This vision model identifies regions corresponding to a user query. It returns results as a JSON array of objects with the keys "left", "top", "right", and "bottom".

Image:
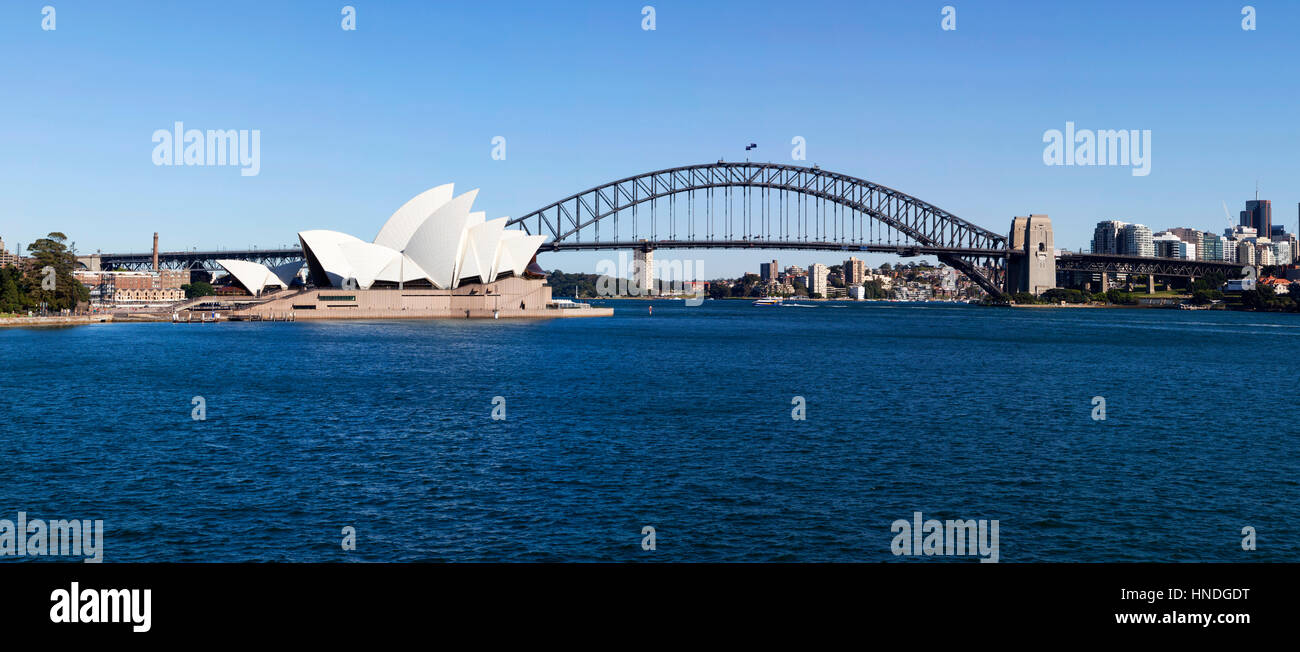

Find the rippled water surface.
[{"left": 2, "top": 300, "right": 1297, "bottom": 561}]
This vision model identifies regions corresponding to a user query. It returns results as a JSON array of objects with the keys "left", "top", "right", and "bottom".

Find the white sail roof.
[
  {"left": 375, "top": 253, "right": 431, "bottom": 284},
  {"left": 402, "top": 190, "right": 480, "bottom": 289},
  {"left": 270, "top": 260, "right": 304, "bottom": 287},
  {"left": 498, "top": 233, "right": 547, "bottom": 277},
  {"left": 338, "top": 241, "right": 406, "bottom": 290},
  {"left": 216, "top": 259, "right": 286, "bottom": 296},
  {"left": 373, "top": 183, "right": 455, "bottom": 251},
  {"left": 459, "top": 218, "right": 507, "bottom": 285},
  {"left": 296, "top": 184, "right": 542, "bottom": 290},
  {"left": 299, "top": 230, "right": 365, "bottom": 288}
]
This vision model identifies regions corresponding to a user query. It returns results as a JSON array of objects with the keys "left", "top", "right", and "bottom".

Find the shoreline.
[{"left": 0, "top": 315, "right": 115, "bottom": 328}]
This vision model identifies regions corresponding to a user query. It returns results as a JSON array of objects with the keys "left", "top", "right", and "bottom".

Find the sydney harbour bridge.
[{"left": 80, "top": 162, "right": 1246, "bottom": 299}]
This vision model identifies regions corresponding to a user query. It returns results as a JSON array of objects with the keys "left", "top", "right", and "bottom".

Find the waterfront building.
[
  {"left": 1165, "top": 228, "right": 1203, "bottom": 258},
  {"left": 1121, "top": 223, "right": 1154, "bottom": 257},
  {"left": 807, "top": 263, "right": 829, "bottom": 297},
  {"left": 1153, "top": 232, "right": 1194, "bottom": 259},
  {"left": 1260, "top": 276, "right": 1291, "bottom": 294},
  {"left": 216, "top": 183, "right": 547, "bottom": 295},
  {"left": 1200, "top": 232, "right": 1227, "bottom": 261},
  {"left": 848, "top": 286, "right": 866, "bottom": 300},
  {"left": 893, "top": 284, "right": 933, "bottom": 301},
  {"left": 760, "top": 260, "right": 779, "bottom": 282},
  {"left": 1090, "top": 220, "right": 1127, "bottom": 254},
  {"left": 843, "top": 256, "right": 867, "bottom": 285},
  {"left": 201, "top": 184, "right": 606, "bottom": 320},
  {"left": 72, "top": 269, "right": 189, "bottom": 306},
  {"left": 783, "top": 265, "right": 805, "bottom": 281}
]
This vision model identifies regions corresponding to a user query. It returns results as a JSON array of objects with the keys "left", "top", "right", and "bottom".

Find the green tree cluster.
[
  {"left": 181, "top": 281, "right": 215, "bottom": 299},
  {"left": 0, "top": 232, "right": 89, "bottom": 313},
  {"left": 1239, "top": 285, "right": 1297, "bottom": 312}
]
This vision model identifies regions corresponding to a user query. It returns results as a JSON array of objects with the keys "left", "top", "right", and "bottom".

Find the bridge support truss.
[{"left": 508, "top": 162, "right": 1012, "bottom": 298}]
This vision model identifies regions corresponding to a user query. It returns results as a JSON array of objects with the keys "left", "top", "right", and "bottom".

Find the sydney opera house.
[{"left": 206, "top": 184, "right": 609, "bottom": 319}]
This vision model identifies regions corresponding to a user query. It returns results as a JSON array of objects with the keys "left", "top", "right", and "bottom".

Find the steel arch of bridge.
[{"left": 507, "top": 162, "right": 1011, "bottom": 296}]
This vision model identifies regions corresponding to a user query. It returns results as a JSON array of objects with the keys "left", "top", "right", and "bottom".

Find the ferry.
[{"left": 752, "top": 297, "right": 783, "bottom": 306}]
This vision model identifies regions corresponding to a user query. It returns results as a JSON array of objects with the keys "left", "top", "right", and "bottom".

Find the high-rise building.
[
  {"left": 1241, "top": 199, "right": 1272, "bottom": 239},
  {"left": 0, "top": 237, "right": 23, "bottom": 269},
  {"left": 807, "top": 263, "right": 829, "bottom": 297},
  {"left": 1272, "top": 240, "right": 1292, "bottom": 265},
  {"left": 760, "top": 259, "right": 779, "bottom": 282},
  {"left": 1165, "top": 228, "right": 1203, "bottom": 259},
  {"left": 1257, "top": 240, "right": 1276, "bottom": 266},
  {"left": 1154, "top": 233, "right": 1193, "bottom": 259},
  {"left": 784, "top": 265, "right": 805, "bottom": 280},
  {"left": 843, "top": 256, "right": 867, "bottom": 285},
  {"left": 1200, "top": 232, "right": 1228, "bottom": 261},
  {"left": 1237, "top": 241, "right": 1257, "bottom": 266},
  {"left": 1121, "top": 223, "right": 1154, "bottom": 257},
  {"left": 1090, "top": 220, "right": 1127, "bottom": 254}
]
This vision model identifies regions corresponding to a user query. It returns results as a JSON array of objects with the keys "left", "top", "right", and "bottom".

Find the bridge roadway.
[
  {"left": 540, "top": 240, "right": 1014, "bottom": 258},
  {"left": 1055, "top": 252, "right": 1246, "bottom": 278},
  {"left": 79, "top": 248, "right": 303, "bottom": 272}
]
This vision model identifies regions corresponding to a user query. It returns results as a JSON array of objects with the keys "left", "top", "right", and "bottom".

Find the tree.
[
  {"left": 1104, "top": 288, "right": 1137, "bottom": 305},
  {"left": 1190, "top": 289, "right": 1223, "bottom": 305},
  {"left": 1041, "top": 288, "right": 1085, "bottom": 304},
  {"left": 25, "top": 232, "right": 89, "bottom": 310},
  {"left": 181, "top": 281, "right": 215, "bottom": 299},
  {"left": 0, "top": 265, "right": 24, "bottom": 313},
  {"left": 1191, "top": 272, "right": 1227, "bottom": 292}
]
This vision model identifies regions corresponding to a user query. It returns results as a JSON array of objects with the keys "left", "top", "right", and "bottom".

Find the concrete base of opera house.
[{"left": 191, "top": 277, "right": 612, "bottom": 320}]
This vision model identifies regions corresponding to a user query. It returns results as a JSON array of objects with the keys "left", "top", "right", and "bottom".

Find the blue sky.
[{"left": 2, "top": 0, "right": 1298, "bottom": 277}]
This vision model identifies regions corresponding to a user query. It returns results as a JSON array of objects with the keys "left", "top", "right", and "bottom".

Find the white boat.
[{"left": 752, "top": 297, "right": 782, "bottom": 306}]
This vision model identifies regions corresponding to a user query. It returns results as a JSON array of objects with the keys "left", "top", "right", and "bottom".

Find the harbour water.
[{"left": 1, "top": 300, "right": 1296, "bottom": 561}]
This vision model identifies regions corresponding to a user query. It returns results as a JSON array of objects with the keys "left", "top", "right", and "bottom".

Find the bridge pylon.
[
  {"left": 633, "top": 248, "right": 655, "bottom": 296},
  {"left": 1006, "top": 215, "right": 1056, "bottom": 296}
]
